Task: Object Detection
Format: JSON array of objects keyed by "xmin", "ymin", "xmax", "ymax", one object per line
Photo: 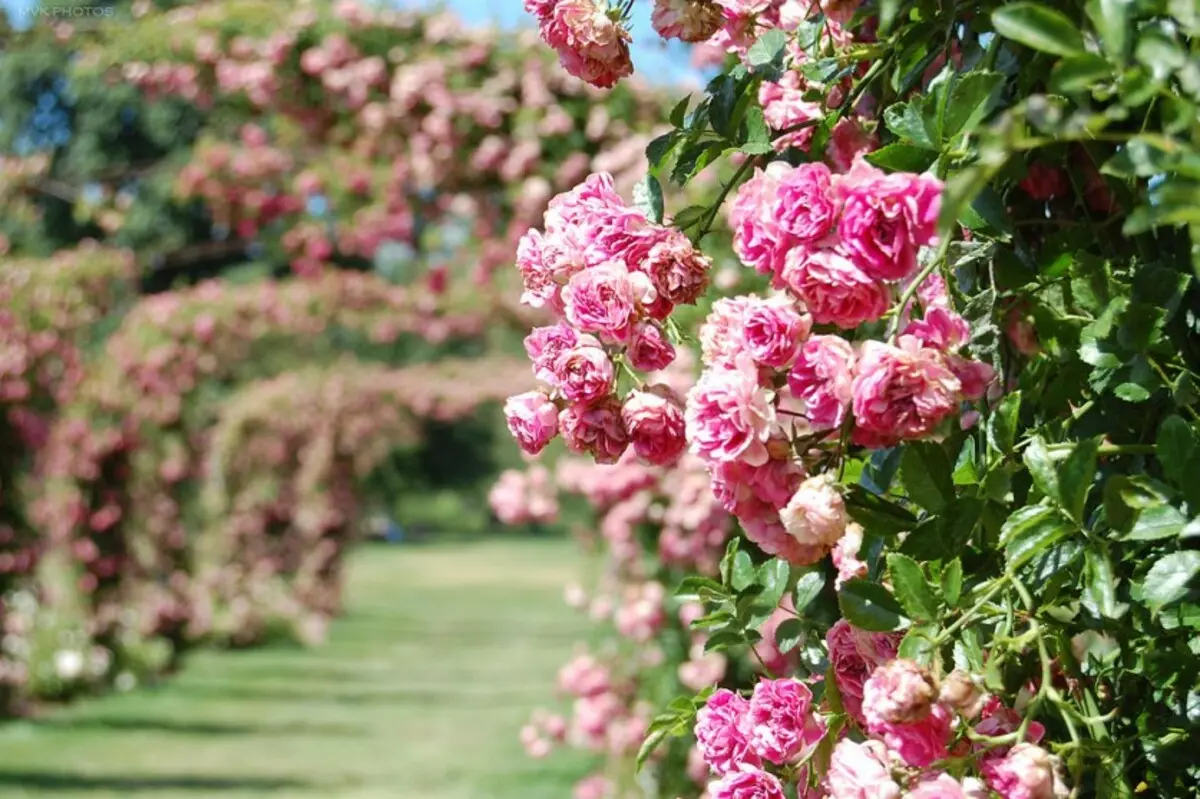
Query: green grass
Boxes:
[{"xmin": 0, "ymin": 538, "xmax": 595, "ymax": 798}]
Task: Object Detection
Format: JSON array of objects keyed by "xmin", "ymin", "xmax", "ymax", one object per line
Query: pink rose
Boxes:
[
  {"xmin": 871, "ymin": 702, "xmax": 952, "ymax": 768},
  {"xmin": 782, "ymin": 249, "xmax": 890, "ymax": 329},
  {"xmin": 622, "ymin": 386, "xmax": 688, "ymax": 466},
  {"xmin": 819, "ymin": 0, "xmax": 862, "ymax": 25},
  {"xmin": 504, "ymin": 391, "xmax": 559, "ymax": 455},
  {"xmin": 863, "ymin": 659, "xmax": 938, "ymax": 726},
  {"xmin": 516, "ymin": 229, "xmax": 557, "ymax": 309},
  {"xmin": 773, "ymin": 162, "xmax": 838, "ymax": 243},
  {"xmin": 826, "ymin": 619, "xmax": 902, "ymax": 725},
  {"xmin": 851, "ymin": 337, "xmax": 962, "ymax": 448},
  {"xmin": 984, "ymin": 743, "xmax": 1068, "ymax": 799},
  {"xmin": 903, "ymin": 306, "xmax": 970, "ymax": 351},
  {"xmin": 909, "ymin": 775, "xmax": 989, "ymax": 799},
  {"xmin": 573, "ymin": 773, "xmax": 613, "ymax": 799},
  {"xmin": 564, "ymin": 261, "xmax": 641, "ymax": 342},
  {"xmin": 644, "ymin": 228, "xmax": 712, "ymax": 305},
  {"xmin": 652, "ymin": 0, "xmax": 724, "ymax": 41},
  {"xmin": 744, "ymin": 678, "xmax": 826, "ymax": 765},
  {"xmin": 826, "ymin": 739, "xmax": 900, "ymax": 799},
  {"xmin": 831, "ymin": 522, "xmax": 868, "ymax": 588},
  {"xmin": 679, "ymin": 651, "xmax": 729, "ymax": 692},
  {"xmin": 700, "ymin": 296, "xmax": 752, "ymax": 367},
  {"xmin": 556, "ymin": 345, "xmax": 615, "ymax": 403},
  {"xmin": 628, "ymin": 322, "xmax": 677, "ymax": 372},
  {"xmin": 695, "ymin": 689, "xmax": 760, "ymax": 775},
  {"xmin": 759, "ymin": 73, "xmax": 822, "ymax": 152},
  {"xmin": 780, "ymin": 474, "xmax": 848, "ymax": 548},
  {"xmin": 685, "ymin": 356, "xmax": 776, "ymax": 466},
  {"xmin": 835, "ymin": 159, "xmax": 943, "ymax": 282},
  {"xmin": 538, "ymin": 0, "xmax": 634, "ymax": 88},
  {"xmin": 708, "ymin": 766, "xmax": 786, "ymax": 799},
  {"xmin": 730, "ymin": 169, "xmax": 786, "ymax": 278},
  {"xmin": 827, "ymin": 117, "xmax": 877, "ymax": 173},
  {"xmin": 743, "ymin": 297, "xmax": 811, "ymax": 369},
  {"xmin": 559, "ymin": 397, "xmax": 629, "ymax": 464},
  {"xmin": 787, "ymin": 335, "xmax": 856, "ymax": 429},
  {"xmin": 525, "ymin": 322, "xmax": 581, "ymax": 386}
]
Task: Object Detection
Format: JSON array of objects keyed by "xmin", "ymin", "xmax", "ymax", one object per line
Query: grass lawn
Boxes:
[{"xmin": 0, "ymin": 537, "xmax": 596, "ymax": 798}]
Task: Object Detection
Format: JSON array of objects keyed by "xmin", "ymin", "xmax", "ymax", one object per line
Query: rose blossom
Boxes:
[
  {"xmin": 836, "ymin": 159, "xmax": 942, "ymax": 282},
  {"xmin": 559, "ymin": 396, "xmax": 629, "ymax": 464},
  {"xmin": 831, "ymin": 521, "xmax": 867, "ymax": 588},
  {"xmin": 700, "ymin": 296, "xmax": 752, "ymax": 367},
  {"xmin": 773, "ymin": 162, "xmax": 838, "ymax": 243},
  {"xmin": 556, "ymin": 345, "xmax": 615, "ymax": 403},
  {"xmin": 744, "ymin": 678, "xmax": 825, "ymax": 764},
  {"xmin": 535, "ymin": 0, "xmax": 634, "ymax": 89},
  {"xmin": 644, "ymin": 228, "xmax": 712, "ymax": 305},
  {"xmin": 622, "ymin": 386, "xmax": 688, "ymax": 466},
  {"xmin": 787, "ymin": 335, "xmax": 856, "ymax": 429},
  {"xmin": 782, "ymin": 249, "xmax": 890, "ymax": 329},
  {"xmin": 573, "ymin": 773, "xmax": 613, "ymax": 799},
  {"xmin": 851, "ymin": 337, "xmax": 962, "ymax": 447},
  {"xmin": 627, "ymin": 321, "xmax": 676, "ymax": 371},
  {"xmin": 504, "ymin": 391, "xmax": 559, "ymax": 455},
  {"xmin": 686, "ymin": 355, "xmax": 776, "ymax": 466},
  {"xmin": 695, "ymin": 689, "xmax": 759, "ymax": 774},
  {"xmin": 984, "ymin": 743, "xmax": 1069, "ymax": 799},
  {"xmin": 825, "ymin": 739, "xmax": 900, "ymax": 799},
  {"xmin": 759, "ymin": 72, "xmax": 823, "ymax": 152},
  {"xmin": 780, "ymin": 473, "xmax": 848, "ymax": 548},
  {"xmin": 872, "ymin": 702, "xmax": 953, "ymax": 768},
  {"xmin": 679, "ymin": 650, "xmax": 728, "ymax": 692},
  {"xmin": 708, "ymin": 766, "xmax": 786, "ymax": 799},
  {"xmin": 863, "ymin": 659, "xmax": 938, "ymax": 728},
  {"xmin": 564, "ymin": 261, "xmax": 642, "ymax": 342},
  {"xmin": 525, "ymin": 322, "xmax": 581, "ymax": 386},
  {"xmin": 652, "ymin": 0, "xmax": 724, "ymax": 42},
  {"xmin": 908, "ymin": 775, "xmax": 989, "ymax": 799},
  {"xmin": 826, "ymin": 619, "xmax": 901, "ymax": 725},
  {"xmin": 743, "ymin": 296, "xmax": 811, "ymax": 368},
  {"xmin": 827, "ymin": 116, "xmax": 877, "ymax": 172},
  {"xmin": 730, "ymin": 169, "xmax": 785, "ymax": 278}
]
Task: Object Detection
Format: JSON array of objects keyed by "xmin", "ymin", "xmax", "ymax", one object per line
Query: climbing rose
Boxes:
[
  {"xmin": 773, "ymin": 162, "xmax": 838, "ymax": 243},
  {"xmin": 831, "ymin": 522, "xmax": 868, "ymax": 588},
  {"xmin": 826, "ymin": 739, "xmax": 900, "ymax": 799},
  {"xmin": 908, "ymin": 774, "xmax": 990, "ymax": 799},
  {"xmin": 686, "ymin": 355, "xmax": 776, "ymax": 466},
  {"xmin": 851, "ymin": 337, "xmax": 962, "ymax": 448},
  {"xmin": 781, "ymin": 249, "xmax": 890, "ymax": 329},
  {"xmin": 525, "ymin": 322, "xmax": 580, "ymax": 386},
  {"xmin": 622, "ymin": 386, "xmax": 688, "ymax": 467},
  {"xmin": 836, "ymin": 159, "xmax": 942, "ymax": 282},
  {"xmin": 742, "ymin": 297, "xmax": 812, "ymax": 369},
  {"xmin": 694, "ymin": 688, "xmax": 759, "ymax": 774},
  {"xmin": 644, "ymin": 229, "xmax": 713, "ymax": 305},
  {"xmin": 730, "ymin": 169, "xmax": 785, "ymax": 278},
  {"xmin": 744, "ymin": 678, "xmax": 825, "ymax": 764},
  {"xmin": 863, "ymin": 659, "xmax": 938, "ymax": 726},
  {"xmin": 985, "ymin": 744, "xmax": 1069, "ymax": 799},
  {"xmin": 555, "ymin": 345, "xmax": 615, "ymax": 403},
  {"xmin": 534, "ymin": 0, "xmax": 634, "ymax": 89},
  {"xmin": 708, "ymin": 766, "xmax": 787, "ymax": 799},
  {"xmin": 563, "ymin": 261, "xmax": 642, "ymax": 342},
  {"xmin": 826, "ymin": 619, "xmax": 901, "ymax": 725},
  {"xmin": 504, "ymin": 391, "xmax": 559, "ymax": 455},
  {"xmin": 651, "ymin": 0, "xmax": 724, "ymax": 42},
  {"xmin": 787, "ymin": 335, "xmax": 856, "ymax": 429},
  {"xmin": 780, "ymin": 473, "xmax": 848, "ymax": 548},
  {"xmin": 559, "ymin": 396, "xmax": 629, "ymax": 464},
  {"xmin": 871, "ymin": 702, "xmax": 953, "ymax": 768},
  {"xmin": 627, "ymin": 322, "xmax": 677, "ymax": 371},
  {"xmin": 700, "ymin": 296, "xmax": 753, "ymax": 367}
]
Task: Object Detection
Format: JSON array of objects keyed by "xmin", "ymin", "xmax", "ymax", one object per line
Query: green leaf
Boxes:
[
  {"xmin": 1124, "ymin": 503, "xmax": 1187, "ymax": 541},
  {"xmin": 636, "ymin": 725, "xmax": 671, "ymax": 771},
  {"xmin": 897, "ymin": 623, "xmax": 938, "ymax": 665},
  {"xmin": 943, "ymin": 71, "xmax": 1005, "ymax": 138},
  {"xmin": 1050, "ymin": 54, "xmax": 1114, "ymax": 93},
  {"xmin": 792, "ymin": 570, "xmax": 825, "ymax": 613},
  {"xmin": 672, "ymin": 204, "xmax": 709, "ymax": 231},
  {"xmin": 992, "ymin": 3, "xmax": 1086, "ymax": 57},
  {"xmin": 731, "ymin": 551, "xmax": 756, "ymax": 591},
  {"xmin": 883, "ymin": 101, "xmax": 936, "ymax": 149},
  {"xmin": 633, "ymin": 174, "xmax": 664, "ymax": 225},
  {"xmin": 887, "ymin": 553, "xmax": 941, "ymax": 621},
  {"xmin": 865, "ymin": 143, "xmax": 938, "ymax": 173},
  {"xmin": 720, "ymin": 538, "xmax": 739, "ymax": 586},
  {"xmin": 669, "ymin": 95, "xmax": 691, "ymax": 128},
  {"xmin": 987, "ymin": 392, "xmax": 1022, "ymax": 454},
  {"xmin": 1023, "ymin": 436, "xmax": 1060, "ymax": 502},
  {"xmin": 1083, "ymin": 548, "xmax": 1127, "ymax": 620},
  {"xmin": 676, "ymin": 576, "xmax": 725, "ymax": 598},
  {"xmin": 646, "ymin": 133, "xmax": 678, "ymax": 170},
  {"xmin": 845, "ymin": 485, "xmax": 919, "ymax": 536},
  {"xmin": 901, "ymin": 497, "xmax": 982, "ymax": 561},
  {"xmin": 1157, "ymin": 415, "xmax": 1196, "ymax": 485},
  {"xmin": 747, "ymin": 28, "xmax": 787, "ymax": 75},
  {"xmin": 1058, "ymin": 436, "xmax": 1101, "ymax": 524},
  {"xmin": 743, "ymin": 105, "xmax": 770, "ymax": 147},
  {"xmin": 1005, "ymin": 512, "xmax": 1072, "ymax": 570},
  {"xmin": 756, "ymin": 559, "xmax": 790, "ymax": 608},
  {"xmin": 1086, "ymin": 0, "xmax": 1131, "ymax": 64},
  {"xmin": 838, "ymin": 579, "xmax": 908, "ymax": 632},
  {"xmin": 775, "ymin": 618, "xmax": 806, "ymax": 654},
  {"xmin": 900, "ymin": 442, "xmax": 956, "ymax": 512},
  {"xmin": 1143, "ymin": 551, "xmax": 1200, "ymax": 611},
  {"xmin": 940, "ymin": 558, "xmax": 964, "ymax": 607},
  {"xmin": 1114, "ymin": 382, "xmax": 1151, "ymax": 402}
]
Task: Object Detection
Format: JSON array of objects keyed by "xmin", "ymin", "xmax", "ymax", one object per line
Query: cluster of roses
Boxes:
[
  {"xmin": 680, "ymin": 157, "xmax": 994, "ymax": 566},
  {"xmin": 522, "ymin": 0, "xmax": 635, "ymax": 89},
  {"xmin": 691, "ymin": 620, "xmax": 1066, "ymax": 799},
  {"xmin": 504, "ymin": 172, "xmax": 716, "ymax": 470}
]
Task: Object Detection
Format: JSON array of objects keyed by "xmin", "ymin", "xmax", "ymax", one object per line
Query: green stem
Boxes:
[
  {"xmin": 694, "ymin": 155, "xmax": 757, "ymax": 243},
  {"xmin": 934, "ymin": 574, "xmax": 1010, "ymax": 646},
  {"xmin": 888, "ymin": 237, "xmax": 951, "ymax": 341}
]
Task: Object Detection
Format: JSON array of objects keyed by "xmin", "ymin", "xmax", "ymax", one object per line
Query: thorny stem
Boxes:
[
  {"xmin": 695, "ymin": 155, "xmax": 758, "ymax": 242},
  {"xmin": 888, "ymin": 236, "xmax": 952, "ymax": 341},
  {"xmin": 934, "ymin": 573, "xmax": 1010, "ymax": 646}
]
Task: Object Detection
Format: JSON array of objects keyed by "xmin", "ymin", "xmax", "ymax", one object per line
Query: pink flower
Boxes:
[
  {"xmin": 556, "ymin": 345, "xmax": 615, "ymax": 403},
  {"xmin": 700, "ymin": 296, "xmax": 752, "ymax": 367},
  {"xmin": 851, "ymin": 337, "xmax": 962, "ymax": 447},
  {"xmin": 836, "ymin": 159, "xmax": 942, "ymax": 282},
  {"xmin": 744, "ymin": 679, "xmax": 825, "ymax": 765},
  {"xmin": 628, "ymin": 322, "xmax": 677, "ymax": 371},
  {"xmin": 525, "ymin": 322, "xmax": 581, "ymax": 386},
  {"xmin": 708, "ymin": 766, "xmax": 786, "ymax": 799},
  {"xmin": 826, "ymin": 620, "xmax": 901, "ymax": 725},
  {"xmin": 517, "ymin": 229, "xmax": 557, "ymax": 308},
  {"xmin": 903, "ymin": 306, "xmax": 971, "ymax": 351},
  {"xmin": 782, "ymin": 249, "xmax": 890, "ymax": 329},
  {"xmin": 832, "ymin": 522, "xmax": 867, "ymax": 588},
  {"xmin": 825, "ymin": 739, "xmax": 900, "ymax": 799},
  {"xmin": 504, "ymin": 391, "xmax": 559, "ymax": 455},
  {"xmin": 787, "ymin": 335, "xmax": 856, "ymax": 429},
  {"xmin": 622, "ymin": 386, "xmax": 688, "ymax": 466},
  {"xmin": 984, "ymin": 744, "xmax": 1068, "ymax": 799},
  {"xmin": 564, "ymin": 261, "xmax": 641, "ymax": 342},
  {"xmin": 573, "ymin": 773, "xmax": 613, "ymax": 799},
  {"xmin": 679, "ymin": 651, "xmax": 729, "ymax": 691},
  {"xmin": 773, "ymin": 162, "xmax": 838, "ymax": 243},
  {"xmin": 871, "ymin": 702, "xmax": 952, "ymax": 768},
  {"xmin": 819, "ymin": 0, "xmax": 862, "ymax": 25},
  {"xmin": 644, "ymin": 229, "xmax": 712, "ymax": 305},
  {"xmin": 652, "ymin": 0, "xmax": 724, "ymax": 41},
  {"xmin": 743, "ymin": 296, "xmax": 811, "ymax": 368},
  {"xmin": 863, "ymin": 659, "xmax": 938, "ymax": 727},
  {"xmin": 559, "ymin": 396, "xmax": 629, "ymax": 464},
  {"xmin": 759, "ymin": 73, "xmax": 823, "ymax": 152},
  {"xmin": 685, "ymin": 356, "xmax": 776, "ymax": 466},
  {"xmin": 827, "ymin": 117, "xmax": 877, "ymax": 172},
  {"xmin": 538, "ymin": 0, "xmax": 634, "ymax": 88},
  {"xmin": 730, "ymin": 169, "xmax": 786, "ymax": 278},
  {"xmin": 780, "ymin": 474, "xmax": 848, "ymax": 548},
  {"xmin": 908, "ymin": 775, "xmax": 989, "ymax": 799},
  {"xmin": 695, "ymin": 689, "xmax": 760, "ymax": 774}
]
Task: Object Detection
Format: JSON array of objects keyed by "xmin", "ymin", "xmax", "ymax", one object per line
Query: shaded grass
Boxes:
[{"xmin": 0, "ymin": 538, "xmax": 594, "ymax": 799}]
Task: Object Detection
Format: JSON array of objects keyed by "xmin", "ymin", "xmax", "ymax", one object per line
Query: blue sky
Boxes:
[{"xmin": 1, "ymin": 0, "xmax": 699, "ymax": 85}]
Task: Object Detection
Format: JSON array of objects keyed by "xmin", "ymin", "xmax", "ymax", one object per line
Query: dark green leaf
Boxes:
[
  {"xmin": 747, "ymin": 28, "xmax": 787, "ymax": 76},
  {"xmin": 756, "ymin": 559, "xmax": 790, "ymax": 608},
  {"xmin": 887, "ymin": 553, "xmax": 941, "ymax": 621},
  {"xmin": 633, "ymin": 174, "xmax": 664, "ymax": 224},
  {"xmin": 646, "ymin": 133, "xmax": 678, "ymax": 169},
  {"xmin": 1124, "ymin": 503, "xmax": 1187, "ymax": 541},
  {"xmin": 1058, "ymin": 436, "xmax": 1101, "ymax": 524},
  {"xmin": 900, "ymin": 442, "xmax": 956, "ymax": 512},
  {"xmin": 865, "ymin": 143, "xmax": 938, "ymax": 173},
  {"xmin": 1083, "ymin": 548, "xmax": 1126, "ymax": 620},
  {"xmin": 1114, "ymin": 382, "xmax": 1151, "ymax": 402},
  {"xmin": 744, "ymin": 105, "xmax": 770, "ymax": 146},
  {"xmin": 1157, "ymin": 415, "xmax": 1196, "ymax": 485},
  {"xmin": 901, "ymin": 497, "xmax": 983, "ymax": 561},
  {"xmin": 672, "ymin": 204, "xmax": 709, "ymax": 231},
  {"xmin": 1005, "ymin": 512, "xmax": 1072, "ymax": 570},
  {"xmin": 897, "ymin": 623, "xmax": 938, "ymax": 665},
  {"xmin": 775, "ymin": 618, "xmax": 806, "ymax": 653},
  {"xmin": 999, "ymin": 503, "xmax": 1058, "ymax": 545},
  {"xmin": 1051, "ymin": 54, "xmax": 1113, "ymax": 93},
  {"xmin": 941, "ymin": 558, "xmax": 964, "ymax": 607},
  {"xmin": 845, "ymin": 485, "xmax": 918, "ymax": 536},
  {"xmin": 987, "ymin": 392, "xmax": 1022, "ymax": 454},
  {"xmin": 676, "ymin": 576, "xmax": 725, "ymax": 598},
  {"xmin": 883, "ymin": 101, "xmax": 936, "ymax": 149},
  {"xmin": 731, "ymin": 551, "xmax": 756, "ymax": 591},
  {"xmin": 1143, "ymin": 551, "xmax": 1200, "ymax": 611},
  {"xmin": 720, "ymin": 538, "xmax": 739, "ymax": 586},
  {"xmin": 669, "ymin": 95, "xmax": 691, "ymax": 128},
  {"xmin": 838, "ymin": 579, "xmax": 908, "ymax": 632},
  {"xmin": 792, "ymin": 570, "xmax": 825, "ymax": 612},
  {"xmin": 944, "ymin": 71, "xmax": 1005, "ymax": 138},
  {"xmin": 705, "ymin": 629, "xmax": 748, "ymax": 652},
  {"xmin": 992, "ymin": 3, "xmax": 1086, "ymax": 57},
  {"xmin": 1022, "ymin": 436, "xmax": 1060, "ymax": 502}
]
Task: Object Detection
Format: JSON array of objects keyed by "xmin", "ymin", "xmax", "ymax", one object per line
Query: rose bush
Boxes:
[{"xmin": 506, "ymin": 1, "xmax": 1200, "ymax": 797}]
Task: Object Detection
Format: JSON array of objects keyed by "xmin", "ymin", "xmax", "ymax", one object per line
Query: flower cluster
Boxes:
[
  {"xmin": 506, "ymin": 172, "xmax": 714, "ymax": 467},
  {"xmin": 525, "ymin": 0, "xmax": 634, "ymax": 88}
]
